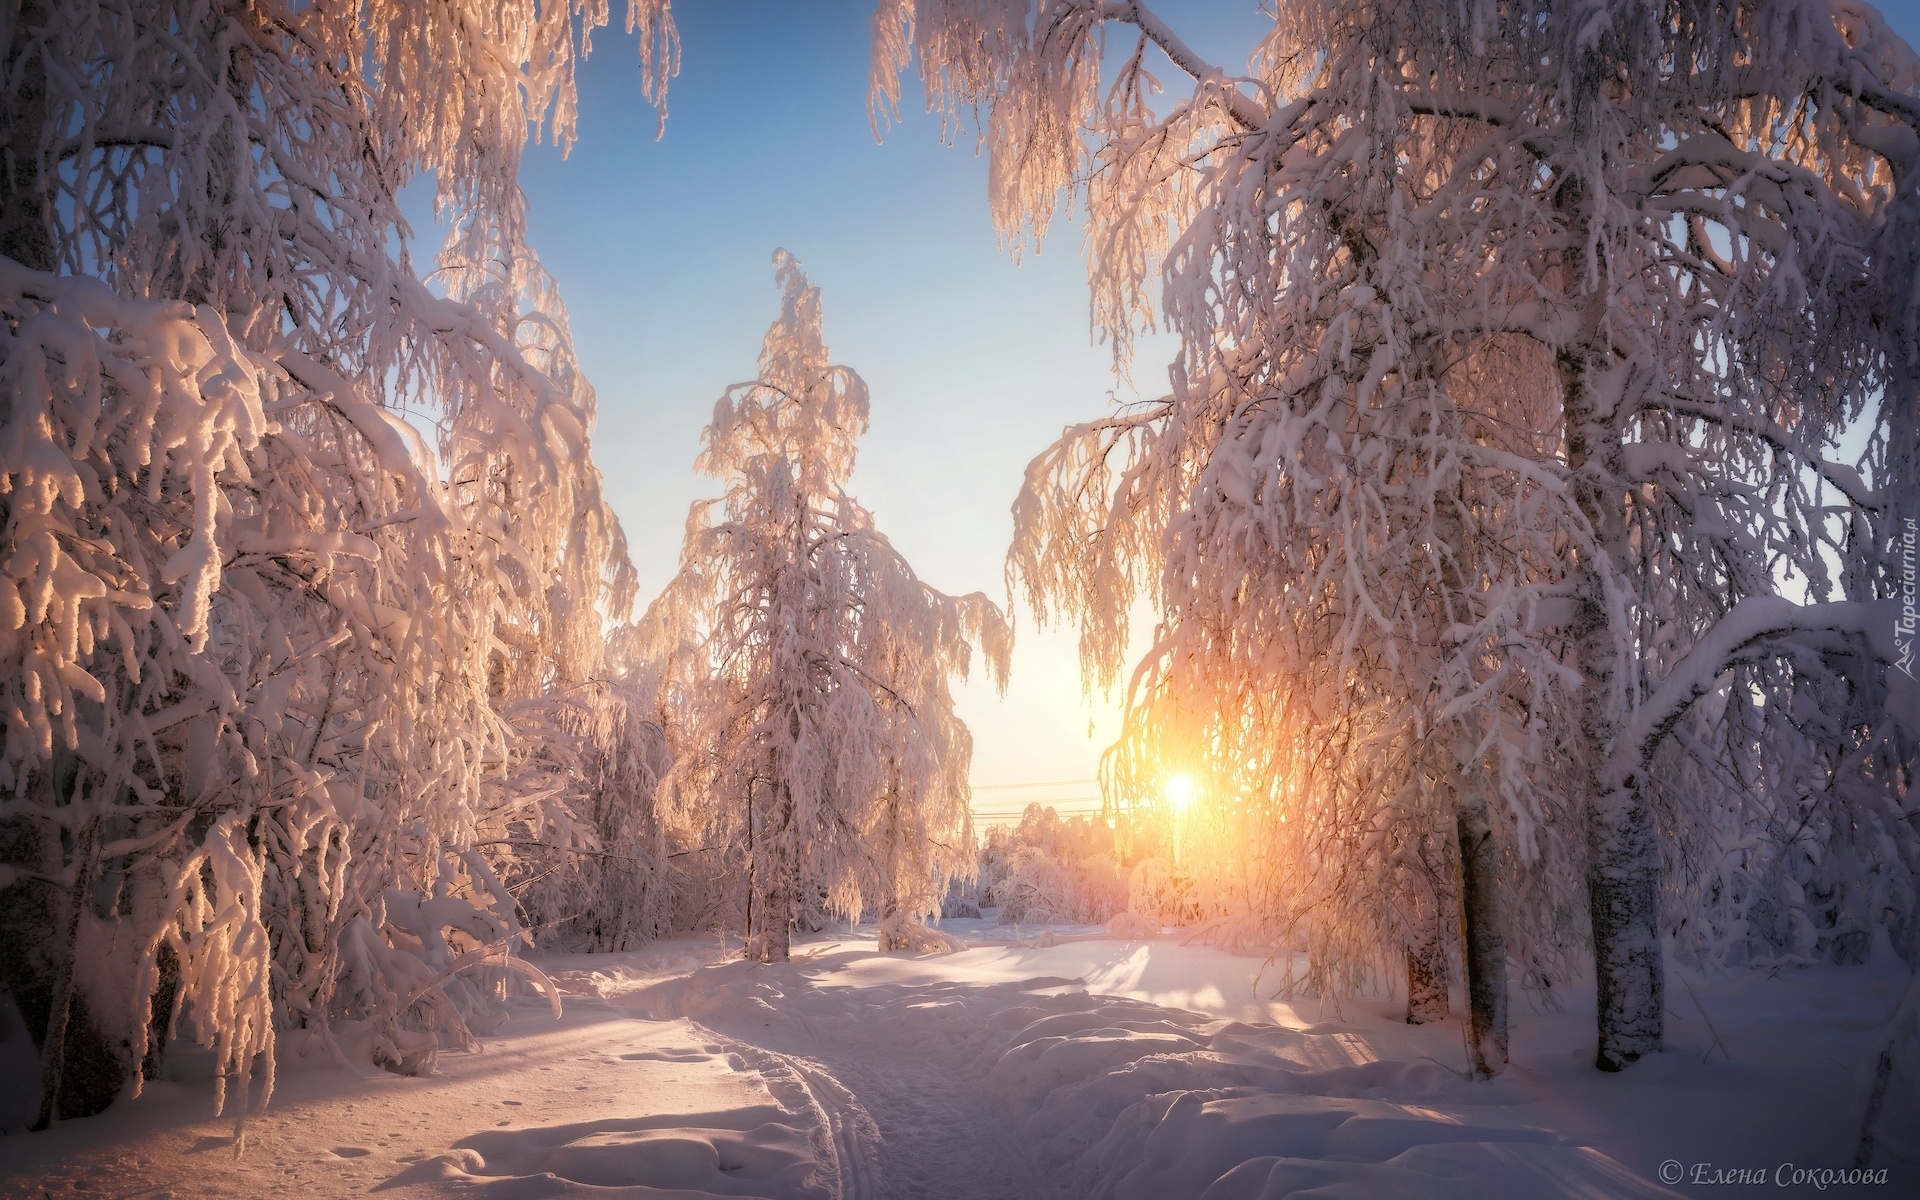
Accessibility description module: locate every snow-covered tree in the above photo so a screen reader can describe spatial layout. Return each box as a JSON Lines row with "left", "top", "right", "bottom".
{"left": 877, "top": 0, "right": 1920, "bottom": 1073}
{"left": 0, "top": 0, "right": 675, "bottom": 1129}
{"left": 646, "top": 252, "right": 1008, "bottom": 963}
{"left": 498, "top": 647, "right": 676, "bottom": 953}
{"left": 976, "top": 803, "right": 1127, "bottom": 926}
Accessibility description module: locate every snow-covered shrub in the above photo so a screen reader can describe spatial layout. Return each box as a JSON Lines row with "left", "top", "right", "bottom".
{"left": 979, "top": 805, "right": 1125, "bottom": 925}
{"left": 1124, "top": 859, "right": 1196, "bottom": 930}
{"left": 939, "top": 875, "right": 984, "bottom": 919}
{"left": 876, "top": 910, "right": 966, "bottom": 954}
{"left": 502, "top": 656, "right": 677, "bottom": 954}
{"left": 1088, "top": 798, "right": 1283, "bottom": 950}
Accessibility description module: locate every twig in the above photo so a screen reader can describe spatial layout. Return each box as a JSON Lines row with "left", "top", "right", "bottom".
{"left": 1676, "top": 970, "right": 1730, "bottom": 1064}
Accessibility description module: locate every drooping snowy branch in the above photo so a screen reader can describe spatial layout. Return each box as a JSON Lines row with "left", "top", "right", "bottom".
{"left": 885, "top": 0, "right": 1920, "bottom": 1068}
{"left": 0, "top": 0, "right": 678, "bottom": 1127}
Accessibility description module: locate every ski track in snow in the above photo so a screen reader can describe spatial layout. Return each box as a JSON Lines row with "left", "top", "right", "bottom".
{"left": 773, "top": 1012, "right": 1049, "bottom": 1200}
{"left": 785, "top": 1057, "right": 883, "bottom": 1200}
{"left": 633, "top": 961, "right": 1045, "bottom": 1198}
{"left": 715, "top": 1040, "right": 885, "bottom": 1199}
{"left": 612, "top": 939, "right": 1668, "bottom": 1199}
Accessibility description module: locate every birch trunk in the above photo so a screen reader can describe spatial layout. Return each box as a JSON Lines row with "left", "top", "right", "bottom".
{"left": 1404, "top": 929, "right": 1450, "bottom": 1025}
{"left": 761, "top": 783, "right": 795, "bottom": 964}
{"left": 1556, "top": 116, "right": 1664, "bottom": 1065}
{"left": 1455, "top": 782, "right": 1509, "bottom": 1077}
{"left": 1564, "top": 349, "right": 1664, "bottom": 1070}
{"left": 1585, "top": 783, "right": 1666, "bottom": 1069}
{"left": 1404, "top": 832, "right": 1451, "bottom": 1025}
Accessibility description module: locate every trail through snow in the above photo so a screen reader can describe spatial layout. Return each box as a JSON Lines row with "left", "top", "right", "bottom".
{"left": 1, "top": 924, "right": 1910, "bottom": 1198}
{"left": 612, "top": 937, "right": 1664, "bottom": 1199}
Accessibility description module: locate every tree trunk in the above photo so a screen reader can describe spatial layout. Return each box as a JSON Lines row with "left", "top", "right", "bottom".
{"left": 33, "top": 813, "right": 129, "bottom": 1128}
{"left": 1405, "top": 935, "right": 1450, "bottom": 1025}
{"left": 1, "top": 0, "right": 56, "bottom": 273}
{"left": 1549, "top": 79, "right": 1668, "bottom": 1065}
{"left": 1455, "top": 783, "right": 1508, "bottom": 1078}
{"left": 0, "top": 817, "right": 62, "bottom": 1061}
{"left": 878, "top": 772, "right": 905, "bottom": 950}
{"left": 744, "top": 782, "right": 756, "bottom": 957}
{"left": 4, "top": 805, "right": 130, "bottom": 1125}
{"left": 1426, "top": 491, "right": 1496, "bottom": 1053}
{"left": 1587, "top": 782, "right": 1664, "bottom": 1070}
{"left": 142, "top": 943, "right": 179, "bottom": 1083}
{"left": 1404, "top": 848, "right": 1449, "bottom": 1025}
{"left": 760, "top": 783, "right": 795, "bottom": 964}
{"left": 1567, "top": 355, "right": 1664, "bottom": 1072}
{"left": 763, "top": 876, "right": 792, "bottom": 963}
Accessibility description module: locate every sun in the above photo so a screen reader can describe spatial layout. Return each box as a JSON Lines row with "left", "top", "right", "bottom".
{"left": 1165, "top": 773, "right": 1197, "bottom": 814}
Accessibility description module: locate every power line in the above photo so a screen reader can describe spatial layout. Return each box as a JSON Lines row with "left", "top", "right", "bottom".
{"left": 972, "top": 794, "right": 1102, "bottom": 803}
{"left": 970, "top": 777, "right": 1099, "bottom": 791}
{"left": 970, "top": 794, "right": 1104, "bottom": 808}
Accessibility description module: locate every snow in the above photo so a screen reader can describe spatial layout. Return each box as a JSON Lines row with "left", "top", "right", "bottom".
{"left": 4, "top": 927, "right": 1908, "bottom": 1198}
{"left": 10, "top": 1, "right": 1913, "bottom": 1193}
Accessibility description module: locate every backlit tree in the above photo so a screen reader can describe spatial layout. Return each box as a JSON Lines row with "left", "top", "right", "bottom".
{"left": 877, "top": 0, "right": 1920, "bottom": 1073}
{"left": 647, "top": 253, "right": 1008, "bottom": 963}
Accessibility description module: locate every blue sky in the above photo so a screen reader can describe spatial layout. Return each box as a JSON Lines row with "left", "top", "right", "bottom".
{"left": 505, "top": 1, "right": 1920, "bottom": 822}
{"left": 508, "top": 1, "right": 1268, "bottom": 820}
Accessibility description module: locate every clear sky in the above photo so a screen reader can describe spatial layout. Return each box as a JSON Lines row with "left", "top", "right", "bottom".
{"left": 503, "top": 0, "right": 1920, "bottom": 824}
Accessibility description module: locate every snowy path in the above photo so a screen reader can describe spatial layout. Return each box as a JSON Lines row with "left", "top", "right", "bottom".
{"left": 626, "top": 955, "right": 1061, "bottom": 1198}
{"left": 610, "top": 943, "right": 1672, "bottom": 1199}
{"left": 2, "top": 930, "right": 1909, "bottom": 1199}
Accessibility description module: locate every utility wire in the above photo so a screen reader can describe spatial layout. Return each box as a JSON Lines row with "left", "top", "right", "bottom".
{"left": 970, "top": 777, "right": 1098, "bottom": 791}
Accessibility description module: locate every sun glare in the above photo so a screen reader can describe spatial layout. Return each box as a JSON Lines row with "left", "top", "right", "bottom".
{"left": 1166, "top": 773, "right": 1196, "bottom": 814}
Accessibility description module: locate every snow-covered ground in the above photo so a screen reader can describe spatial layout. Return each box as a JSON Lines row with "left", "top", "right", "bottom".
{"left": 1, "top": 923, "right": 1910, "bottom": 1199}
